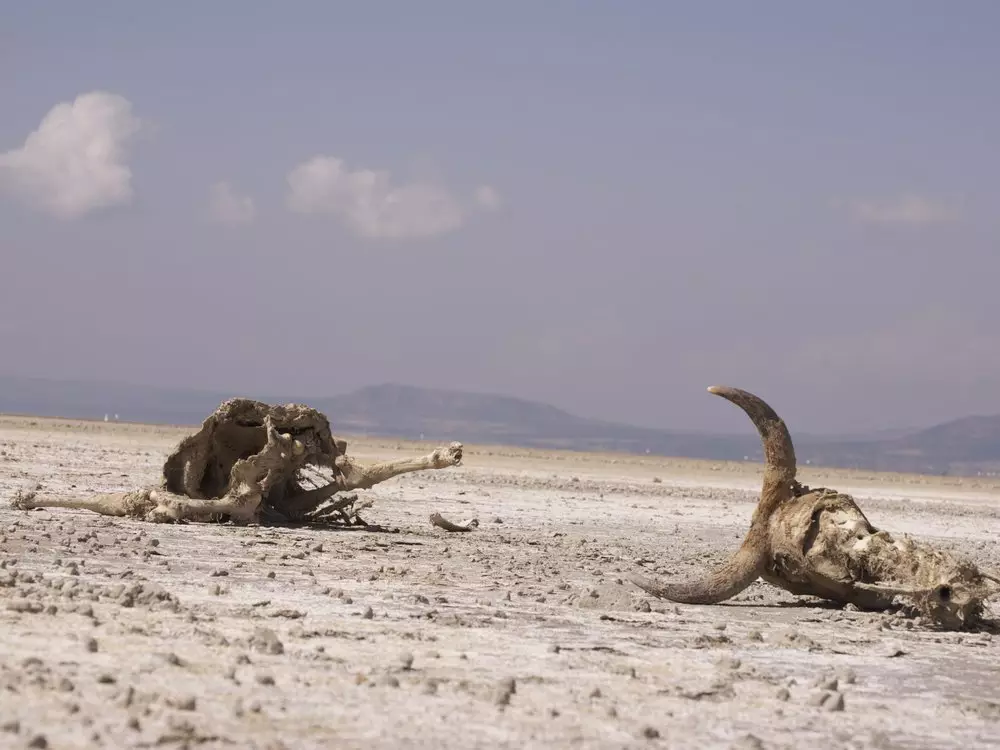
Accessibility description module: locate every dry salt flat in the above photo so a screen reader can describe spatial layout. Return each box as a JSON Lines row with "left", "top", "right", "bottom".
{"left": 2, "top": 414, "right": 1000, "bottom": 749}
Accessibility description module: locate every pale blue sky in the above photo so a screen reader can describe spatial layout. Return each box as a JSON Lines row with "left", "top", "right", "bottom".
{"left": 2, "top": 2, "right": 999, "bottom": 433}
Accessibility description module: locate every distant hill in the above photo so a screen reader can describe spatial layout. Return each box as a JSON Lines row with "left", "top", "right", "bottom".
{"left": 1, "top": 375, "right": 999, "bottom": 477}
{"left": 313, "top": 383, "right": 759, "bottom": 460}
{"left": 801, "top": 415, "right": 1000, "bottom": 476}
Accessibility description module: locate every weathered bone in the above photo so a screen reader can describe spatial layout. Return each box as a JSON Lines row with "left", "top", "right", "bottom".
{"left": 429, "top": 512, "right": 479, "bottom": 532}
{"left": 629, "top": 386, "right": 1000, "bottom": 630}
{"left": 275, "top": 443, "right": 464, "bottom": 519}
{"left": 10, "top": 398, "right": 464, "bottom": 526}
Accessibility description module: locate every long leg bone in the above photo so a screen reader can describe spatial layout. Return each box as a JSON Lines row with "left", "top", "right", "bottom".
{"left": 12, "top": 488, "right": 157, "bottom": 518}
{"left": 277, "top": 442, "right": 464, "bottom": 519}
{"left": 336, "top": 442, "right": 464, "bottom": 491}
{"left": 9, "top": 486, "right": 245, "bottom": 524}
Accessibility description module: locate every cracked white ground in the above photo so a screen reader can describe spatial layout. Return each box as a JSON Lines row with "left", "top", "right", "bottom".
{"left": 1, "top": 415, "right": 999, "bottom": 749}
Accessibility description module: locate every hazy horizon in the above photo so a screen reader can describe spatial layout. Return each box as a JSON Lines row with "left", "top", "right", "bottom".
{"left": 0, "top": 371, "right": 959, "bottom": 439}
{"left": 4, "top": 3, "right": 999, "bottom": 435}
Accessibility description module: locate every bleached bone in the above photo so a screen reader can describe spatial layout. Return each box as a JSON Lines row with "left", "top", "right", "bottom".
{"left": 278, "top": 443, "right": 464, "bottom": 519}
{"left": 628, "top": 386, "right": 1000, "bottom": 630}
{"left": 10, "top": 398, "right": 463, "bottom": 526}
{"left": 429, "top": 512, "right": 479, "bottom": 532}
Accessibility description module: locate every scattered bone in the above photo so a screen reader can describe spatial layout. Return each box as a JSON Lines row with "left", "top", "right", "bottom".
{"left": 429, "top": 512, "right": 479, "bottom": 532}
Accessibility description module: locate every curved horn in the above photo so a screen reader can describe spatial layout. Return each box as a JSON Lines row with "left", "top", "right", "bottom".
{"left": 707, "top": 386, "right": 797, "bottom": 519}
{"left": 629, "top": 386, "right": 797, "bottom": 604}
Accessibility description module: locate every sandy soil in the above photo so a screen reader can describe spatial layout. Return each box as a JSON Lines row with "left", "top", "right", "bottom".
{"left": 2, "top": 415, "right": 1000, "bottom": 749}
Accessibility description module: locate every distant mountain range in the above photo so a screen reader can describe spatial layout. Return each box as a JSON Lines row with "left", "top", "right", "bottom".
{"left": 2, "top": 375, "right": 999, "bottom": 477}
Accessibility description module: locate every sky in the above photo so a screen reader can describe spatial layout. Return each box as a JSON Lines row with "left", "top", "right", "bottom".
{"left": 2, "top": 2, "right": 1000, "bottom": 435}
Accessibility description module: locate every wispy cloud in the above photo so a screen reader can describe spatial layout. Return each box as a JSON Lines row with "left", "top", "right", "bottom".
{"left": 0, "top": 91, "right": 143, "bottom": 220}
{"left": 207, "top": 180, "right": 255, "bottom": 225}
{"left": 285, "top": 155, "right": 500, "bottom": 240}
{"left": 839, "top": 193, "right": 960, "bottom": 227}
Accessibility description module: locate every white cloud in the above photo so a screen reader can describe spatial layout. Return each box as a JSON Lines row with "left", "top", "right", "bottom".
{"left": 842, "top": 193, "right": 960, "bottom": 227}
{"left": 0, "top": 91, "right": 143, "bottom": 219}
{"left": 285, "top": 155, "right": 499, "bottom": 240}
{"left": 207, "top": 180, "right": 255, "bottom": 225}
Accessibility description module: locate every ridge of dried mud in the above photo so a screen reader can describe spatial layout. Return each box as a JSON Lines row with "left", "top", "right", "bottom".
{"left": 1, "top": 415, "right": 999, "bottom": 749}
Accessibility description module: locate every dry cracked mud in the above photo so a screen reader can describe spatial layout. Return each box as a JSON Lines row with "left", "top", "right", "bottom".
{"left": 2, "top": 415, "right": 1000, "bottom": 749}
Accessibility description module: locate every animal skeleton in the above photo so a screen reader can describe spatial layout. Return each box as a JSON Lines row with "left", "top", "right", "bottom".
{"left": 629, "top": 386, "right": 1000, "bottom": 630}
{"left": 10, "top": 398, "right": 463, "bottom": 525}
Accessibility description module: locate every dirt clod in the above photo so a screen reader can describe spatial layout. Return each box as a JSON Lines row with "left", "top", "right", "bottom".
{"left": 493, "top": 677, "right": 517, "bottom": 706}
{"left": 249, "top": 628, "right": 284, "bottom": 655}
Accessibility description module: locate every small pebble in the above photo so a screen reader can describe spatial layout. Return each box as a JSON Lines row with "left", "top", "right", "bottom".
{"left": 823, "top": 692, "right": 846, "bottom": 712}
{"left": 249, "top": 627, "right": 284, "bottom": 655}
{"left": 494, "top": 677, "right": 517, "bottom": 706}
{"left": 811, "top": 690, "right": 845, "bottom": 711}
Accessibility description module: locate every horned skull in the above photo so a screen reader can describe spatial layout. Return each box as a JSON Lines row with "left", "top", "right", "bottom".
{"left": 629, "top": 386, "right": 1000, "bottom": 630}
